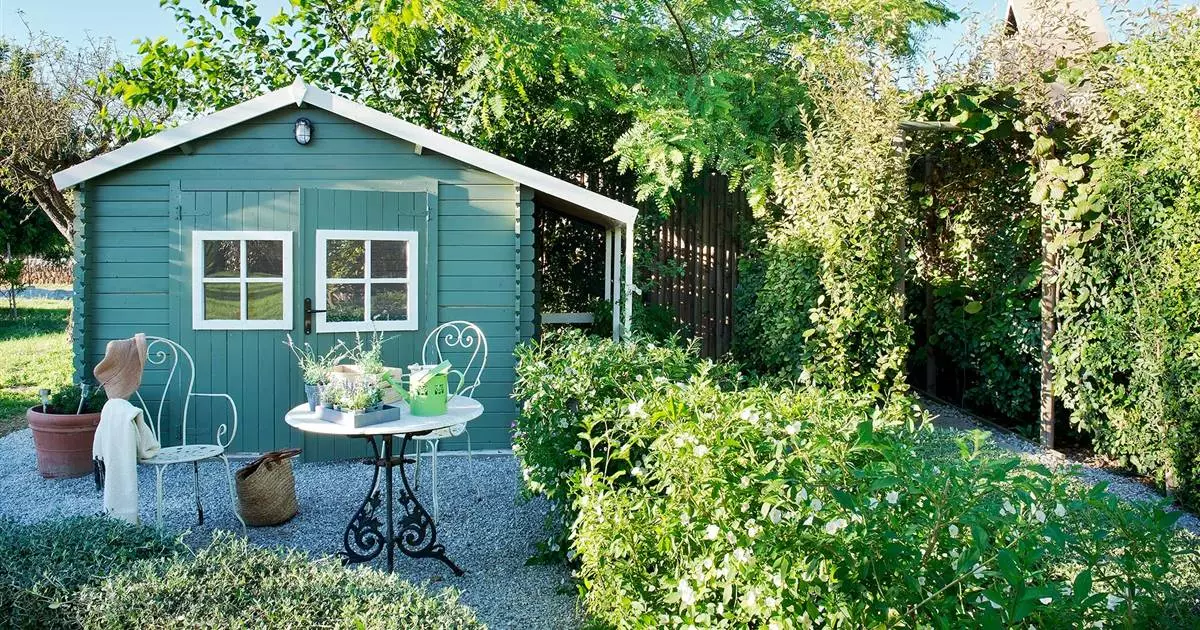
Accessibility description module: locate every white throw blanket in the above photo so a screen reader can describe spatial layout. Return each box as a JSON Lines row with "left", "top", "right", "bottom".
{"left": 93, "top": 399, "right": 161, "bottom": 523}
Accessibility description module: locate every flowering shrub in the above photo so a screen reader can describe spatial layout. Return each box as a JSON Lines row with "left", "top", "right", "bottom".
{"left": 569, "top": 378, "right": 1196, "bottom": 627}
{"left": 511, "top": 328, "right": 704, "bottom": 555}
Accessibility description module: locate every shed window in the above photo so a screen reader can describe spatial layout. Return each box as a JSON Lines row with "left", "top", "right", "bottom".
{"left": 315, "top": 230, "right": 418, "bottom": 332}
{"left": 192, "top": 231, "right": 293, "bottom": 330}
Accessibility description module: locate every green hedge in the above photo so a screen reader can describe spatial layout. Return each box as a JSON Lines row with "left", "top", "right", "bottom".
{"left": 512, "top": 327, "right": 705, "bottom": 556}
{"left": 0, "top": 517, "right": 183, "bottom": 629}
{"left": 514, "top": 333, "right": 1200, "bottom": 627}
{"left": 0, "top": 518, "right": 482, "bottom": 629}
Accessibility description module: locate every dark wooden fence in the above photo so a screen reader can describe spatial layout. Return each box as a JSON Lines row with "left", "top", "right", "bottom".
{"left": 645, "top": 174, "right": 747, "bottom": 357}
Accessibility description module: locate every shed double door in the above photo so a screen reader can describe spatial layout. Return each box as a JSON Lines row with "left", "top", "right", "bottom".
{"left": 173, "top": 185, "right": 435, "bottom": 459}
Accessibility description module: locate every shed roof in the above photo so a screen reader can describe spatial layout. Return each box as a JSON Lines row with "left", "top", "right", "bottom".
{"left": 53, "top": 79, "right": 637, "bottom": 227}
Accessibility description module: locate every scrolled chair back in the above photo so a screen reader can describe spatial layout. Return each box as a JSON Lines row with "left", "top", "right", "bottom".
{"left": 421, "top": 321, "right": 488, "bottom": 398}
{"left": 134, "top": 336, "right": 238, "bottom": 449}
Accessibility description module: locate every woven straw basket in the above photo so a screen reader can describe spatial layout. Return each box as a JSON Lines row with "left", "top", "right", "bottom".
{"left": 235, "top": 449, "right": 301, "bottom": 527}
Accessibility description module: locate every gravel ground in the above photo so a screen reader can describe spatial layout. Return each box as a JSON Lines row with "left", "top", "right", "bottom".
{"left": 922, "top": 396, "right": 1200, "bottom": 535}
{"left": 0, "top": 428, "right": 581, "bottom": 629}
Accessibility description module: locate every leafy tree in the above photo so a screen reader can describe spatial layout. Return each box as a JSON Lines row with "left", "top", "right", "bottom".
{"left": 0, "top": 32, "right": 163, "bottom": 241}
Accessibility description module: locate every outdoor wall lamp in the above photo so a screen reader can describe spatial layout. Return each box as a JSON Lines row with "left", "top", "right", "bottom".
{"left": 294, "top": 117, "right": 313, "bottom": 145}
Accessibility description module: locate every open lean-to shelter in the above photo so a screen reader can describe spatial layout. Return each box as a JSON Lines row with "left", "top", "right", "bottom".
{"left": 53, "top": 79, "right": 637, "bottom": 460}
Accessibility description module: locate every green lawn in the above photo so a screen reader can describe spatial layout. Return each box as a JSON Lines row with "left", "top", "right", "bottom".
{"left": 0, "top": 299, "right": 72, "bottom": 436}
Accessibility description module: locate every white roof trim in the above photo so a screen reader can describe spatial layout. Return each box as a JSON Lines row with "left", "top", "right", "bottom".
{"left": 53, "top": 81, "right": 638, "bottom": 226}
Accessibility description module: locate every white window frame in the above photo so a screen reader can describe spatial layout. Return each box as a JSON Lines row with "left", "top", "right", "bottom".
{"left": 192, "top": 230, "right": 293, "bottom": 331}
{"left": 315, "top": 229, "right": 419, "bottom": 333}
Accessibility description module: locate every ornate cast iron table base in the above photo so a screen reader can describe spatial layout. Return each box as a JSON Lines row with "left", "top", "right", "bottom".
{"left": 337, "top": 434, "right": 464, "bottom": 575}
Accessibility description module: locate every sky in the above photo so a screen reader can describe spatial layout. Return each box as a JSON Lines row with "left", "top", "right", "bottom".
{"left": 1, "top": 0, "right": 1194, "bottom": 68}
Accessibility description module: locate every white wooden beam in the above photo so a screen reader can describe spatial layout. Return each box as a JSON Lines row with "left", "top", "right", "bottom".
{"left": 603, "top": 229, "right": 613, "bottom": 301}
{"left": 611, "top": 229, "right": 621, "bottom": 341}
{"left": 623, "top": 221, "right": 634, "bottom": 339}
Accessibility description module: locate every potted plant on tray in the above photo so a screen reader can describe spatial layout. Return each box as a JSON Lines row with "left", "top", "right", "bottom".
{"left": 27, "top": 383, "right": 108, "bottom": 478}
{"left": 320, "top": 332, "right": 403, "bottom": 428}
{"left": 284, "top": 335, "right": 343, "bottom": 411}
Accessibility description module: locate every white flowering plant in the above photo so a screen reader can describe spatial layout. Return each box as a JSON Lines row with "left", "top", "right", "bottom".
{"left": 514, "top": 332, "right": 1197, "bottom": 627}
{"left": 511, "top": 328, "right": 715, "bottom": 559}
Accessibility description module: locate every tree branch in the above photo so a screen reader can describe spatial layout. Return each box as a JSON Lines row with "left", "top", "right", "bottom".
{"left": 663, "top": 2, "right": 699, "bottom": 74}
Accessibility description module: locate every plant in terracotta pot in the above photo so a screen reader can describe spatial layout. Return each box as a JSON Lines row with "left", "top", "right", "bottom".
{"left": 27, "top": 383, "right": 108, "bottom": 478}
{"left": 284, "top": 334, "right": 343, "bottom": 411}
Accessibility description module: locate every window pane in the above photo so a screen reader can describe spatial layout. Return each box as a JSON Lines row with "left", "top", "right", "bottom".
{"left": 326, "top": 283, "right": 365, "bottom": 322}
{"left": 371, "top": 240, "right": 408, "bottom": 278}
{"left": 203, "top": 240, "right": 240, "bottom": 278}
{"left": 246, "top": 240, "right": 283, "bottom": 278}
{"left": 247, "top": 283, "right": 284, "bottom": 320}
{"left": 371, "top": 283, "right": 408, "bottom": 321}
{"left": 203, "top": 283, "right": 240, "bottom": 320}
{"left": 326, "top": 240, "right": 364, "bottom": 279}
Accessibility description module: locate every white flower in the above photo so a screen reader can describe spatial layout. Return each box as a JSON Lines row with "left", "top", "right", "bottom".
{"left": 628, "top": 401, "right": 647, "bottom": 418}
{"left": 765, "top": 596, "right": 779, "bottom": 610}
{"left": 811, "top": 498, "right": 823, "bottom": 512}
{"left": 705, "top": 524, "right": 720, "bottom": 540}
{"left": 785, "top": 422, "right": 802, "bottom": 435}
{"left": 740, "top": 476, "right": 751, "bottom": 488}
{"left": 948, "top": 524, "right": 960, "bottom": 538}
{"left": 681, "top": 512, "right": 691, "bottom": 526}
{"left": 1106, "top": 594, "right": 1124, "bottom": 611}
{"left": 972, "top": 563, "right": 985, "bottom": 579}
{"left": 918, "top": 576, "right": 926, "bottom": 586}
{"left": 868, "top": 497, "right": 879, "bottom": 510}
{"left": 693, "top": 444, "right": 710, "bottom": 457}
{"left": 743, "top": 587, "right": 758, "bottom": 608}
{"left": 824, "top": 518, "right": 848, "bottom": 534}
{"left": 768, "top": 507, "right": 783, "bottom": 525}
{"left": 1054, "top": 502, "right": 1067, "bottom": 518}
{"left": 886, "top": 491, "right": 900, "bottom": 505}
{"left": 733, "top": 547, "right": 752, "bottom": 562}
{"left": 797, "top": 487, "right": 808, "bottom": 501}
{"left": 631, "top": 466, "right": 644, "bottom": 477}
{"left": 747, "top": 521, "right": 760, "bottom": 538}
{"left": 678, "top": 579, "right": 696, "bottom": 606}
{"left": 803, "top": 515, "right": 814, "bottom": 526}
{"left": 1034, "top": 507, "right": 1047, "bottom": 523}
{"left": 726, "top": 532, "right": 737, "bottom": 545}
{"left": 1040, "top": 597, "right": 1053, "bottom": 605}
{"left": 1001, "top": 499, "right": 1016, "bottom": 515}
{"left": 740, "top": 407, "right": 760, "bottom": 424}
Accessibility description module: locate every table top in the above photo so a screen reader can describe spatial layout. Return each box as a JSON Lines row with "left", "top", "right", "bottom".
{"left": 284, "top": 396, "right": 484, "bottom": 436}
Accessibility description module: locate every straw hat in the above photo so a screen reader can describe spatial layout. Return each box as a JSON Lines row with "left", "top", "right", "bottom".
{"left": 93, "top": 333, "right": 148, "bottom": 400}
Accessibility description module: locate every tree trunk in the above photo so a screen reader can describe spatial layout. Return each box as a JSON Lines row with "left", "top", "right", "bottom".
{"left": 1039, "top": 205, "right": 1059, "bottom": 448}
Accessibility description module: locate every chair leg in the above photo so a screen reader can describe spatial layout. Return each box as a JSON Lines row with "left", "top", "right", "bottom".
{"left": 192, "top": 461, "right": 205, "bottom": 526}
{"left": 466, "top": 429, "right": 480, "bottom": 504}
{"left": 155, "top": 465, "right": 165, "bottom": 529}
{"left": 220, "top": 455, "right": 246, "bottom": 530}
{"left": 430, "top": 439, "right": 440, "bottom": 523}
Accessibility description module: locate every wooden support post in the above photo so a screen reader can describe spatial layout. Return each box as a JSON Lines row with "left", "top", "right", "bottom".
{"left": 624, "top": 221, "right": 634, "bottom": 339}
{"left": 611, "top": 229, "right": 621, "bottom": 341}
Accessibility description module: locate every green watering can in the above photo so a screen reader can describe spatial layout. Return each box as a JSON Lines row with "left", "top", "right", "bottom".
{"left": 386, "top": 360, "right": 459, "bottom": 416}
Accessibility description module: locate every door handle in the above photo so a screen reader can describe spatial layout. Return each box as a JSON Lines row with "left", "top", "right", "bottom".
{"left": 304, "top": 298, "right": 326, "bottom": 335}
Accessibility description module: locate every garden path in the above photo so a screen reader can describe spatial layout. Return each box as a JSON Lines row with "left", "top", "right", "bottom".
{"left": 923, "top": 397, "right": 1200, "bottom": 535}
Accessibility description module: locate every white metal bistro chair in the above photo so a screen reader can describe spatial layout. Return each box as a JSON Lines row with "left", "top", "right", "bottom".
{"left": 134, "top": 337, "right": 245, "bottom": 530}
{"left": 411, "top": 321, "right": 486, "bottom": 521}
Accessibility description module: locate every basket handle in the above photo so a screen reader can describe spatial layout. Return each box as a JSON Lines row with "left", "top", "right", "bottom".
{"left": 242, "top": 448, "right": 302, "bottom": 474}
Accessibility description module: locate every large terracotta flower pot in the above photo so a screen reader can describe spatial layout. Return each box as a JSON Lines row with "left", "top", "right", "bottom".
{"left": 27, "top": 407, "right": 102, "bottom": 479}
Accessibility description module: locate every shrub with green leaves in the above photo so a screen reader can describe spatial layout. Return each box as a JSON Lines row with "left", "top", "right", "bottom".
{"left": 512, "top": 328, "right": 704, "bottom": 555}
{"left": 568, "top": 378, "right": 1198, "bottom": 627}
{"left": 0, "top": 518, "right": 482, "bottom": 629}
{"left": 0, "top": 517, "right": 183, "bottom": 629}
{"left": 77, "top": 532, "right": 482, "bottom": 628}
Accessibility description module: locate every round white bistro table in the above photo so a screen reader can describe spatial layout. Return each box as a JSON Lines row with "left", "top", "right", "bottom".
{"left": 284, "top": 395, "right": 483, "bottom": 575}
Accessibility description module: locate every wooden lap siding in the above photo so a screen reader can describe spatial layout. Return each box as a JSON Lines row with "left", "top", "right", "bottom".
{"left": 79, "top": 107, "right": 534, "bottom": 458}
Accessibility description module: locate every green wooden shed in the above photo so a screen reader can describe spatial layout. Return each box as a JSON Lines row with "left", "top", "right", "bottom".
{"left": 52, "top": 79, "right": 637, "bottom": 460}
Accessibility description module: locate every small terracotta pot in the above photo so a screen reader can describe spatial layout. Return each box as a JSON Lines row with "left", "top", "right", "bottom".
{"left": 27, "top": 407, "right": 102, "bottom": 479}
